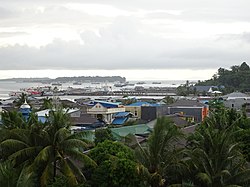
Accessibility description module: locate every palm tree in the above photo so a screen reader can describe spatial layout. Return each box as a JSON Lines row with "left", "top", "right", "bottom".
{"left": 1, "top": 110, "right": 26, "bottom": 130}
{"left": 40, "top": 97, "right": 53, "bottom": 110}
{"left": 0, "top": 160, "right": 36, "bottom": 187}
{"left": 186, "top": 123, "right": 250, "bottom": 187}
{"left": 0, "top": 108, "right": 95, "bottom": 186}
{"left": 135, "top": 117, "right": 185, "bottom": 187}
{"left": 0, "top": 161, "right": 18, "bottom": 187}
{"left": 1, "top": 110, "right": 41, "bottom": 130}
{"left": 13, "top": 93, "right": 29, "bottom": 108}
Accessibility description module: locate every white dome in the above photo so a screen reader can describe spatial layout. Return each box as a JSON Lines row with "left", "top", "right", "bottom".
{"left": 20, "top": 100, "right": 31, "bottom": 109}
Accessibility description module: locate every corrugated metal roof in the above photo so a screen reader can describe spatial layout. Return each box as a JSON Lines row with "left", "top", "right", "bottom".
{"left": 36, "top": 108, "right": 80, "bottom": 117}
{"left": 94, "top": 100, "right": 121, "bottom": 108}
{"left": 223, "top": 92, "right": 248, "bottom": 98}
{"left": 110, "top": 124, "right": 150, "bottom": 137}
{"left": 112, "top": 117, "right": 128, "bottom": 125}
{"left": 127, "top": 102, "right": 153, "bottom": 107}
{"left": 113, "top": 112, "right": 131, "bottom": 118}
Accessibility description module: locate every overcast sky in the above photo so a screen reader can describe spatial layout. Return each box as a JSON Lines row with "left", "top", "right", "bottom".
{"left": 0, "top": 0, "right": 250, "bottom": 80}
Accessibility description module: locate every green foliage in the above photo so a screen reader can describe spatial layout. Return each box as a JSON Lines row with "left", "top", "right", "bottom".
{"left": 121, "top": 97, "right": 137, "bottom": 105}
{"left": 89, "top": 140, "right": 147, "bottom": 187}
{"left": 176, "top": 80, "right": 194, "bottom": 96}
{"left": 41, "top": 97, "right": 53, "bottom": 110}
{"left": 91, "top": 157, "right": 146, "bottom": 187}
{"left": 197, "top": 62, "right": 250, "bottom": 93}
{"left": 94, "top": 128, "right": 115, "bottom": 145}
{"left": 1, "top": 110, "right": 27, "bottom": 129}
{"left": 0, "top": 161, "right": 18, "bottom": 187}
{"left": 176, "top": 85, "right": 189, "bottom": 96}
{"left": 186, "top": 108, "right": 250, "bottom": 186}
{"left": 0, "top": 108, "right": 95, "bottom": 187}
{"left": 0, "top": 161, "right": 36, "bottom": 187}
{"left": 89, "top": 140, "right": 134, "bottom": 164}
{"left": 1, "top": 110, "right": 42, "bottom": 131}
{"left": 162, "top": 96, "right": 176, "bottom": 104}
{"left": 208, "top": 99, "right": 224, "bottom": 112}
{"left": 13, "top": 93, "right": 29, "bottom": 108}
{"left": 3, "top": 98, "right": 250, "bottom": 186}
{"left": 135, "top": 117, "right": 185, "bottom": 186}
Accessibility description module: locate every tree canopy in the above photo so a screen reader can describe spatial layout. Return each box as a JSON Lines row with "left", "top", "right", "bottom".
{"left": 196, "top": 62, "right": 250, "bottom": 93}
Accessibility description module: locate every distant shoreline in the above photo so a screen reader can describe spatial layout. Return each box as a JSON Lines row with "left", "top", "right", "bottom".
{"left": 0, "top": 76, "right": 126, "bottom": 83}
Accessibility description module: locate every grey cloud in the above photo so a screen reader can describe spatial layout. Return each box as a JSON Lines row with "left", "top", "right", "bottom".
{"left": 0, "top": 28, "right": 249, "bottom": 71}
{"left": 0, "top": 1, "right": 250, "bottom": 71}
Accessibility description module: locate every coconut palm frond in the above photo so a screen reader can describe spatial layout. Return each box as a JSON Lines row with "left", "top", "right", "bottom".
{"left": 64, "top": 149, "right": 97, "bottom": 168}
{"left": 58, "top": 158, "right": 78, "bottom": 186}
{"left": 61, "top": 139, "right": 89, "bottom": 150}
{"left": 65, "top": 158, "right": 86, "bottom": 182}
{"left": 17, "top": 165, "right": 36, "bottom": 187}
{"left": 40, "top": 163, "right": 53, "bottom": 187}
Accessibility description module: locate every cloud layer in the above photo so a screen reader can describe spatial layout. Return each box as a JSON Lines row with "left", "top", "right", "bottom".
{"left": 0, "top": 0, "right": 250, "bottom": 72}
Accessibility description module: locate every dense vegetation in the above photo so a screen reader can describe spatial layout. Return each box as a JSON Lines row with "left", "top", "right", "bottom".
{"left": 197, "top": 62, "right": 250, "bottom": 93}
{"left": 1, "top": 105, "right": 250, "bottom": 186}
{"left": 176, "top": 62, "right": 250, "bottom": 95}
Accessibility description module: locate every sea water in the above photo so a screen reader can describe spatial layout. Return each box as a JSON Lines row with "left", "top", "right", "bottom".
{"left": 0, "top": 80, "right": 187, "bottom": 100}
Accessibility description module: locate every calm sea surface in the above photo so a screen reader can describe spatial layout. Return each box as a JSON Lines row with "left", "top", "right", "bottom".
{"left": 0, "top": 80, "right": 187, "bottom": 100}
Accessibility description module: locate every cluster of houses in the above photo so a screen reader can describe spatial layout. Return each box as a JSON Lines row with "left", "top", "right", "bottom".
{"left": 1, "top": 89, "right": 250, "bottom": 141}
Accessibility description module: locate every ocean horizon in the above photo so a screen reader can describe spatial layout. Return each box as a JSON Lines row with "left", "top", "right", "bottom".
{"left": 0, "top": 79, "right": 189, "bottom": 100}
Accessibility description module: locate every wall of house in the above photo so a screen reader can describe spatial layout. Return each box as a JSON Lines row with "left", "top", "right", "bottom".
{"left": 156, "top": 105, "right": 169, "bottom": 117}
{"left": 169, "top": 107, "right": 203, "bottom": 123}
{"left": 125, "top": 106, "right": 141, "bottom": 119}
{"left": 224, "top": 98, "right": 249, "bottom": 110}
{"left": 141, "top": 105, "right": 169, "bottom": 121}
{"left": 202, "top": 106, "right": 209, "bottom": 121}
{"left": 141, "top": 106, "right": 157, "bottom": 121}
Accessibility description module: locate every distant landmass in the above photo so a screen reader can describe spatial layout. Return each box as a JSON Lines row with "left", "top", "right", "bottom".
{"left": 0, "top": 76, "right": 126, "bottom": 83}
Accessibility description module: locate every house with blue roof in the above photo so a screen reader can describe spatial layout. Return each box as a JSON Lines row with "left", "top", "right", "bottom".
{"left": 125, "top": 101, "right": 160, "bottom": 119}
{"left": 111, "top": 112, "right": 133, "bottom": 125}
{"left": 87, "top": 100, "right": 122, "bottom": 108}
{"left": 87, "top": 100, "right": 125, "bottom": 124}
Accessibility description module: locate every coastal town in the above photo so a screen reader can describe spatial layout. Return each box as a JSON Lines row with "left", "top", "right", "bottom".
{"left": 1, "top": 76, "right": 249, "bottom": 134}
{"left": 1, "top": 63, "right": 250, "bottom": 186}
{"left": 1, "top": 0, "right": 250, "bottom": 185}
